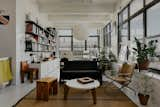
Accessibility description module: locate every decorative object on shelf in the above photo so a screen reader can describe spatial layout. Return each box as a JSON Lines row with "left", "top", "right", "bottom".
{"left": 0, "top": 15, "right": 9, "bottom": 25}
{"left": 133, "top": 37, "right": 157, "bottom": 70}
{"left": 25, "top": 13, "right": 31, "bottom": 21}
{"left": 135, "top": 72, "right": 153, "bottom": 105}
{"left": 25, "top": 40, "right": 32, "bottom": 51}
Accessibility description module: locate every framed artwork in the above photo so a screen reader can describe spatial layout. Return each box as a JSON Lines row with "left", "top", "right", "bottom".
{"left": 0, "top": 15, "right": 9, "bottom": 25}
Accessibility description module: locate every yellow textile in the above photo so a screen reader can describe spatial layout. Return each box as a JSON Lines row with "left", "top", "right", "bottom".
{"left": 0, "top": 59, "right": 13, "bottom": 84}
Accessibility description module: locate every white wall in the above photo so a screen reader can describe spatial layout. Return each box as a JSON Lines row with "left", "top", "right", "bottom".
{"left": 0, "top": 0, "right": 16, "bottom": 84}
{"left": 16, "top": 0, "right": 49, "bottom": 85}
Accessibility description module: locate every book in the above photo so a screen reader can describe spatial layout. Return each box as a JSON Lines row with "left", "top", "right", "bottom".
{"left": 77, "top": 77, "right": 94, "bottom": 84}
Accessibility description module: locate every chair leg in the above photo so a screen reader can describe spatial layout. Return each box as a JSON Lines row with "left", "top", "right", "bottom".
{"left": 91, "top": 89, "right": 97, "bottom": 104}
{"left": 30, "top": 72, "right": 33, "bottom": 83}
{"left": 20, "top": 71, "right": 25, "bottom": 83}
{"left": 36, "top": 71, "right": 39, "bottom": 80}
{"left": 64, "top": 85, "right": 69, "bottom": 100}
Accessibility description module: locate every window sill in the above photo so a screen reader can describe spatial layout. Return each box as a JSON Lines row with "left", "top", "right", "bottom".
{"left": 139, "top": 70, "right": 160, "bottom": 80}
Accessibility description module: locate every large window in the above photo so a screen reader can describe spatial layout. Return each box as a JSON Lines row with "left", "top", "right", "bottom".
{"left": 73, "top": 29, "right": 100, "bottom": 51}
{"left": 130, "top": 14, "right": 144, "bottom": 40}
{"left": 59, "top": 37, "right": 72, "bottom": 51}
{"left": 58, "top": 29, "right": 73, "bottom": 51}
{"left": 147, "top": 2, "right": 160, "bottom": 37}
{"left": 87, "top": 29, "right": 99, "bottom": 50}
{"left": 122, "top": 8, "right": 129, "bottom": 21}
{"left": 130, "top": 0, "right": 144, "bottom": 16}
{"left": 87, "top": 36, "right": 99, "bottom": 49}
{"left": 118, "top": 7, "right": 129, "bottom": 54}
{"left": 87, "top": 36, "right": 99, "bottom": 56}
{"left": 73, "top": 38, "right": 85, "bottom": 51}
{"left": 118, "top": 0, "right": 160, "bottom": 58}
{"left": 58, "top": 28, "right": 100, "bottom": 54}
{"left": 103, "top": 23, "right": 111, "bottom": 47}
{"left": 117, "top": 0, "right": 160, "bottom": 75}
{"left": 146, "top": 0, "right": 153, "bottom": 5}
{"left": 58, "top": 29, "right": 72, "bottom": 36}
{"left": 120, "top": 23, "right": 128, "bottom": 43}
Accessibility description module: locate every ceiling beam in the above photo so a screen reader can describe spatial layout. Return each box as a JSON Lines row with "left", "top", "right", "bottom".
{"left": 38, "top": 3, "right": 115, "bottom": 13}
{"left": 40, "top": 12, "right": 111, "bottom": 16}
{"left": 48, "top": 14, "right": 109, "bottom": 23}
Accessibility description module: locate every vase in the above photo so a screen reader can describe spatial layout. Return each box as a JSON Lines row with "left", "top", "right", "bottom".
{"left": 138, "top": 93, "right": 150, "bottom": 105}
{"left": 138, "top": 60, "right": 150, "bottom": 70}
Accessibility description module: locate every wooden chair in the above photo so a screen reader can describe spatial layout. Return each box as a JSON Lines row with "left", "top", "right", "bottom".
{"left": 20, "top": 61, "right": 39, "bottom": 83}
{"left": 106, "top": 63, "right": 136, "bottom": 93}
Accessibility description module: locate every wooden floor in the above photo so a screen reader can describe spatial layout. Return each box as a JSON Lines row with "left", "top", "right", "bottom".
{"left": 15, "top": 83, "right": 137, "bottom": 107}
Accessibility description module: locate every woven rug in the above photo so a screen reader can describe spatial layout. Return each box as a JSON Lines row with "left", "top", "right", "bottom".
{"left": 15, "top": 82, "right": 137, "bottom": 107}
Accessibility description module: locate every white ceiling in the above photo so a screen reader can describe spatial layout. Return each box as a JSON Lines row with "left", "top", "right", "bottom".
{"left": 36, "top": 0, "right": 121, "bottom": 27}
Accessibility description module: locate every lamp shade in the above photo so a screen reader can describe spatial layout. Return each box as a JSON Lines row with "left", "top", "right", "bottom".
{"left": 73, "top": 24, "right": 88, "bottom": 40}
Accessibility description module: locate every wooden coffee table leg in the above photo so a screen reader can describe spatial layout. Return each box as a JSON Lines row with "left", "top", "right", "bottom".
{"left": 53, "top": 80, "right": 58, "bottom": 94}
{"left": 64, "top": 85, "right": 69, "bottom": 100}
{"left": 91, "top": 89, "right": 96, "bottom": 104}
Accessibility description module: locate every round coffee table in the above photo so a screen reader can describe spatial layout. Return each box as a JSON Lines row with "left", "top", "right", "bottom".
{"left": 64, "top": 79, "right": 100, "bottom": 104}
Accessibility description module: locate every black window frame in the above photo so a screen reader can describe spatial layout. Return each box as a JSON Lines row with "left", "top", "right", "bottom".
{"left": 103, "top": 22, "right": 112, "bottom": 48}
{"left": 58, "top": 29, "right": 73, "bottom": 51}
{"left": 118, "top": 0, "right": 160, "bottom": 55}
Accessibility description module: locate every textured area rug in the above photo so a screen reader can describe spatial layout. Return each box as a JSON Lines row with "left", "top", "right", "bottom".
{"left": 16, "top": 82, "right": 137, "bottom": 107}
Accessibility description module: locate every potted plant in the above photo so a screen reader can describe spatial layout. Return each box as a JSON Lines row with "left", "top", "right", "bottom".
{"left": 108, "top": 51, "right": 117, "bottom": 70}
{"left": 133, "top": 37, "right": 157, "bottom": 70}
{"left": 135, "top": 73, "right": 153, "bottom": 105}
{"left": 99, "top": 48, "right": 109, "bottom": 73}
{"left": 109, "top": 51, "right": 117, "bottom": 62}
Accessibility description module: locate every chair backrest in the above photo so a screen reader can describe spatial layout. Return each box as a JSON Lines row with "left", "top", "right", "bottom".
{"left": 21, "top": 61, "right": 29, "bottom": 72}
{"left": 119, "top": 63, "right": 135, "bottom": 78}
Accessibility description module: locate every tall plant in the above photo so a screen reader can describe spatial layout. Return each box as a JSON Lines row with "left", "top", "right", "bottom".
{"left": 133, "top": 37, "right": 157, "bottom": 64}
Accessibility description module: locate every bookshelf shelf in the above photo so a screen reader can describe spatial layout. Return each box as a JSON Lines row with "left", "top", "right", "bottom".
{"left": 25, "top": 20, "right": 57, "bottom": 53}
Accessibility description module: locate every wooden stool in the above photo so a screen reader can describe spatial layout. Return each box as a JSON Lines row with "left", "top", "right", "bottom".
{"left": 36, "top": 77, "right": 57, "bottom": 101}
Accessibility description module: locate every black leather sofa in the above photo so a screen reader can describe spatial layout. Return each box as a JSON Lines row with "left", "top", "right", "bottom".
{"left": 60, "top": 60, "right": 102, "bottom": 84}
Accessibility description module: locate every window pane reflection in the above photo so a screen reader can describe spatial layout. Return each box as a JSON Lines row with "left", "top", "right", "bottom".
{"left": 147, "top": 2, "right": 160, "bottom": 37}
{"left": 130, "top": 14, "right": 144, "bottom": 40}
{"left": 130, "top": 0, "right": 143, "bottom": 16}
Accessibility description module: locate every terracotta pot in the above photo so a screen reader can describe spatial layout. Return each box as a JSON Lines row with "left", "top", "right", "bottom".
{"left": 138, "top": 60, "right": 150, "bottom": 70}
{"left": 138, "top": 93, "right": 150, "bottom": 105}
